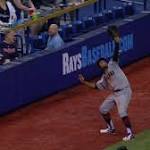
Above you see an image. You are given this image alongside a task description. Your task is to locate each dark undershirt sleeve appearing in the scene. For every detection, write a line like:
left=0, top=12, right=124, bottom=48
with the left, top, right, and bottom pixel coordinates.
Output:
left=112, top=42, right=120, bottom=62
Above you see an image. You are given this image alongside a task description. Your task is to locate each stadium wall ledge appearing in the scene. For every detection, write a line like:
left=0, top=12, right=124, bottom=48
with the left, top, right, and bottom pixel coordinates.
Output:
left=0, top=12, right=150, bottom=115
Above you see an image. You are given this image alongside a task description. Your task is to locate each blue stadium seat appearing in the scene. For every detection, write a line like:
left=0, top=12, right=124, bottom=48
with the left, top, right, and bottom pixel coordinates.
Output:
left=93, top=13, right=105, bottom=26
left=113, top=7, right=125, bottom=19
left=58, top=28, right=63, bottom=39
left=59, top=24, right=73, bottom=42
left=82, top=17, right=96, bottom=32
left=40, top=32, right=49, bottom=46
left=26, top=35, right=46, bottom=53
left=124, top=3, right=135, bottom=16
left=104, top=10, right=114, bottom=22
left=72, top=21, right=84, bottom=36
left=15, top=34, right=24, bottom=56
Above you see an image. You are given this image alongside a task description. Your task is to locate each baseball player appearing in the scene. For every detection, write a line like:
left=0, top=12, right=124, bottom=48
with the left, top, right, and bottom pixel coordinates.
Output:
left=79, top=25, right=134, bottom=141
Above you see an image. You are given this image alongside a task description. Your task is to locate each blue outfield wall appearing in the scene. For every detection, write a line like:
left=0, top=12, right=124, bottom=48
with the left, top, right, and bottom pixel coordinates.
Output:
left=0, top=13, right=150, bottom=115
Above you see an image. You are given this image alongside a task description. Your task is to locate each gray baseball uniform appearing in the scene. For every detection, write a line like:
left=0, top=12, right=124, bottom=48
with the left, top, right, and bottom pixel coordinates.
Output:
left=96, top=55, right=132, bottom=118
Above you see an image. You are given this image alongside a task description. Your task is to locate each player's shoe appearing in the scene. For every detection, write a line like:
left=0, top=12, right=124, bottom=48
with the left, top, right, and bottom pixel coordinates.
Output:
left=122, top=133, right=135, bottom=141
left=100, top=128, right=116, bottom=134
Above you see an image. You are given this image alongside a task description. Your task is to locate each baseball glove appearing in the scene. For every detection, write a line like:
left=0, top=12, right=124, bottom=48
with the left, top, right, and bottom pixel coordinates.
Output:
left=107, top=25, right=120, bottom=39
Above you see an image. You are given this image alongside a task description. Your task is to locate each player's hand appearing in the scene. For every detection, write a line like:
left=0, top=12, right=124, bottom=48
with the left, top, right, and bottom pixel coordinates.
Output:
left=107, top=25, right=120, bottom=40
left=78, top=74, right=85, bottom=83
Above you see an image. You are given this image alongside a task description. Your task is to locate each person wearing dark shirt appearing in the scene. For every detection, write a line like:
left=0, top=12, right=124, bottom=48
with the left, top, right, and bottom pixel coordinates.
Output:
left=0, top=31, right=18, bottom=64
left=0, top=1, right=9, bottom=23
left=0, top=0, right=17, bottom=24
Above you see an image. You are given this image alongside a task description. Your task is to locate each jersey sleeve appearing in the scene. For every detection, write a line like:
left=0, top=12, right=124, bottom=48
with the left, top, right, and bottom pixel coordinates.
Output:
left=96, top=76, right=107, bottom=90
left=109, top=59, right=119, bottom=65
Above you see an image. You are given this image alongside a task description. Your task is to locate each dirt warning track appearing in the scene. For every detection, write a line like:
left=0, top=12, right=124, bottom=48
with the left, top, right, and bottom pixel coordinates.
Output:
left=0, top=57, right=149, bottom=150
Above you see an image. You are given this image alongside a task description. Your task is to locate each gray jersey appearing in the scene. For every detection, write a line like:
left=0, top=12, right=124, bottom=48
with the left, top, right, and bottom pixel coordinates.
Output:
left=96, top=60, right=130, bottom=91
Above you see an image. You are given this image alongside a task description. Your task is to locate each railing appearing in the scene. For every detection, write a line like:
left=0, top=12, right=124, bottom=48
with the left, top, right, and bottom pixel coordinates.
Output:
left=12, top=0, right=97, bottom=31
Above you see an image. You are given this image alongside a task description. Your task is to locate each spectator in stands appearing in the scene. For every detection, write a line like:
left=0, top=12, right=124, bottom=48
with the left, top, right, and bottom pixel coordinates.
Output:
left=0, top=30, right=18, bottom=64
left=29, top=0, right=64, bottom=33
left=45, top=24, right=64, bottom=52
left=12, top=0, right=43, bottom=35
left=0, top=0, right=17, bottom=25
left=12, top=0, right=36, bottom=13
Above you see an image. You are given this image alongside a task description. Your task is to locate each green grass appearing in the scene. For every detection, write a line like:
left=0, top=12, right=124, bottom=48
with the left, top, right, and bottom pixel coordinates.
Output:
left=105, top=130, right=150, bottom=150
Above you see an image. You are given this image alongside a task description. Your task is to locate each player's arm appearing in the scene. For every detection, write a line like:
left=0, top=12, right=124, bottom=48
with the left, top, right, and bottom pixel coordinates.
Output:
left=78, top=74, right=96, bottom=89
left=107, top=25, right=120, bottom=62
left=112, top=37, right=120, bottom=62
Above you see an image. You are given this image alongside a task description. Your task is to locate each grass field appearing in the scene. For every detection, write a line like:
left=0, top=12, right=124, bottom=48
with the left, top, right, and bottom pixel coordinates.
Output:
left=105, top=130, right=150, bottom=150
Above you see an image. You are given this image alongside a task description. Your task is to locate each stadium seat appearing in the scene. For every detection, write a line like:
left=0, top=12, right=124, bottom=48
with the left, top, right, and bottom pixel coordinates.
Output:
left=58, top=28, right=63, bottom=39
left=59, top=24, right=73, bottom=42
left=15, top=34, right=24, bottom=56
left=26, top=35, right=46, bottom=53
left=93, top=13, right=105, bottom=26
left=41, top=32, right=49, bottom=46
left=113, top=7, right=125, bottom=19
left=104, top=10, right=114, bottom=22
left=72, top=21, right=84, bottom=36
left=124, top=3, right=135, bottom=16
left=82, top=17, right=96, bottom=32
